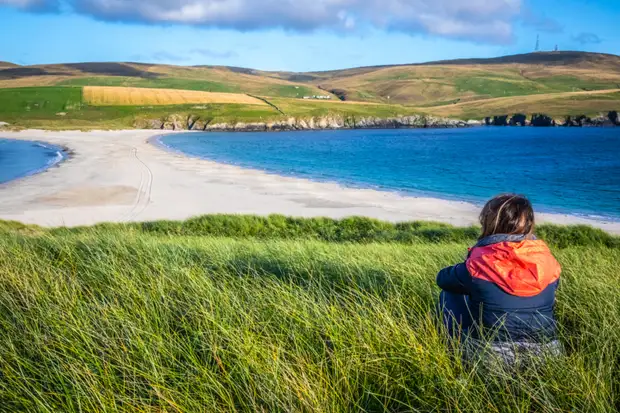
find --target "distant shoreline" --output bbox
[153,129,620,226]
[0,129,619,234]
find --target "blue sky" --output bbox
[0,0,618,72]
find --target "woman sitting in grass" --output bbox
[437,194,563,365]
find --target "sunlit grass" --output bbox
[1,217,619,411]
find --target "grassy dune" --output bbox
[1,216,620,411]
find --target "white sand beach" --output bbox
[1,129,619,233]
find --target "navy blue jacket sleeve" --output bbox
[436,263,472,295]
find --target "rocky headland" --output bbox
[132,111,620,132]
[133,114,471,132]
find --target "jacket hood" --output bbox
[466,237,561,297]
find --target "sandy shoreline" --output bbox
[0,129,619,234]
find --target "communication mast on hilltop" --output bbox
[535,35,540,52]
[554,44,559,52]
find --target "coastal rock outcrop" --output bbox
[509,114,528,126]
[134,111,620,132]
[492,115,509,126]
[161,114,186,131]
[561,113,619,127]
[191,119,207,130]
[135,114,469,132]
[475,111,620,127]
[589,114,614,126]
[531,114,555,127]
[564,115,589,127]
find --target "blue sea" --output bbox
[159,127,620,220]
[0,138,66,185]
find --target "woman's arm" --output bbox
[436,263,472,295]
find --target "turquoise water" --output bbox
[0,138,66,184]
[160,127,618,220]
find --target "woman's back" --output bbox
[464,234,561,341]
[437,194,563,365]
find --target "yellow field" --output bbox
[83,86,268,106]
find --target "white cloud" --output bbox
[2,0,526,44]
[0,0,56,8]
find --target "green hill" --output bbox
[0,61,19,69]
[307,51,620,105]
[1,52,620,127]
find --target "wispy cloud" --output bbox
[1,0,524,44]
[190,48,237,59]
[129,48,238,64]
[572,32,603,45]
[150,51,187,62]
[0,0,58,11]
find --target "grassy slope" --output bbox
[1,216,619,411]
[1,52,620,126]
[0,62,329,99]
[0,87,421,130]
[310,52,620,102]
[0,62,19,69]
[0,87,279,129]
[425,90,620,119]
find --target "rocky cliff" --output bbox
[133,110,620,132]
[134,114,470,132]
[484,111,620,127]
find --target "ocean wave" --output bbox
[46,150,65,168]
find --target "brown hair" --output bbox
[479,194,535,239]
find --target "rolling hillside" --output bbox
[0,62,330,99]
[307,52,620,105]
[0,51,619,128]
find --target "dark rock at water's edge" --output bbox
[492,115,509,126]
[483,111,620,127]
[134,114,470,132]
[133,110,620,132]
[531,114,555,127]
[485,114,529,126]
[509,114,528,126]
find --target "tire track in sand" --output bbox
[122,147,153,222]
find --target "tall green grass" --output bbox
[1,218,619,411]
[40,215,620,249]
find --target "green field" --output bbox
[58,76,242,93]
[1,216,620,411]
[0,87,287,129]
[0,87,420,130]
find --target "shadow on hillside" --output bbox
[0,67,68,80]
[64,63,159,78]
[418,51,620,67]
[0,62,160,80]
